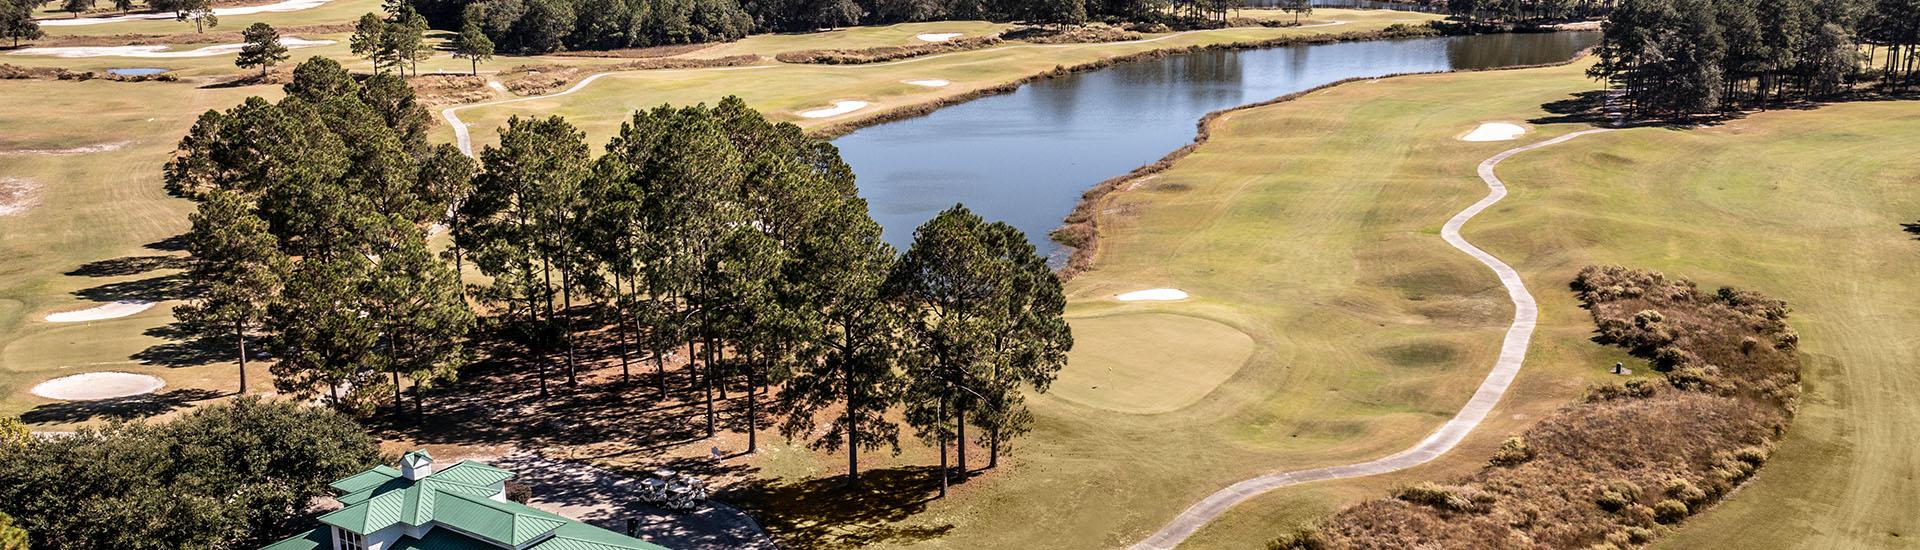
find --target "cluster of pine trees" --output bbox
[165,57,477,416]
[165,57,1073,487]
[1444,0,1618,27]
[1589,0,1920,115]
[451,98,1071,486]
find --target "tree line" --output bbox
[413,0,1242,54]
[166,57,1072,488]
[1589,0,1920,115]
[1445,0,1618,28]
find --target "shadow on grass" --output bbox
[65,255,190,278]
[20,387,224,425]
[133,319,253,367]
[729,467,954,548]
[1902,222,1920,240]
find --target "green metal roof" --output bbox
[259,527,328,550]
[291,453,666,550]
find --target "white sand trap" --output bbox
[10,37,332,58]
[2,141,130,155]
[904,79,950,87]
[1460,122,1527,142]
[799,100,868,118]
[1116,288,1189,301]
[487,80,507,92]
[0,177,36,217]
[916,33,963,42]
[41,0,332,25]
[31,372,165,401]
[44,301,154,322]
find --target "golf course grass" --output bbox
[5,5,1917,548]
[1060,60,1918,549]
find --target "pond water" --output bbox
[107,67,169,76]
[833,31,1599,255]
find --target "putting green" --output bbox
[1053,313,1254,414]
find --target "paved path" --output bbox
[488,451,778,550]
[1126,128,1615,550]
[437,19,1377,157]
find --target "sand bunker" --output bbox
[44,301,154,322]
[1461,122,1527,142]
[0,177,35,217]
[30,372,166,400]
[799,100,868,118]
[487,80,507,92]
[2,141,130,155]
[916,33,963,42]
[904,79,950,87]
[42,0,332,25]
[1116,288,1189,301]
[10,37,332,58]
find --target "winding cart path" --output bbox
[1127,128,1615,550]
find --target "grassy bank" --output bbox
[1062,60,1919,548]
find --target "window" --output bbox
[336,528,366,550]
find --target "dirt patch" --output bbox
[410,74,490,107]
[30,372,166,401]
[549,43,715,59]
[0,177,37,216]
[1003,24,1145,44]
[774,35,1002,65]
[497,55,760,96]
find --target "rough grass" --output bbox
[773,35,1004,65]
[1288,266,1801,549]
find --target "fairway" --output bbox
[1064,61,1920,549]
[1053,312,1254,414]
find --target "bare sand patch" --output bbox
[10,37,332,58]
[1,141,131,155]
[904,79,950,87]
[41,0,331,25]
[30,371,166,400]
[44,301,154,322]
[1115,288,1189,301]
[916,33,963,42]
[798,100,868,118]
[0,177,36,217]
[1460,122,1526,142]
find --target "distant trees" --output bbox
[0,0,44,47]
[1589,0,1894,116]
[1447,0,1617,28]
[352,2,431,75]
[173,0,217,32]
[0,398,379,549]
[60,0,92,19]
[1280,0,1309,23]
[163,57,473,416]
[235,22,291,77]
[453,21,496,75]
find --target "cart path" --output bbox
[1126,128,1615,550]
[437,19,1381,157]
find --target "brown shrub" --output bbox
[774,35,1002,64]
[1300,266,1802,549]
[497,55,761,95]
[1002,24,1144,44]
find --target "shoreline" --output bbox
[1051,46,1599,280]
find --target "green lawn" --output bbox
[1056,61,1920,549]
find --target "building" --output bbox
[262,450,668,550]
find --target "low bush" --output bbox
[774,36,1003,64]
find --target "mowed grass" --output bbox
[30,0,384,36]
[444,8,1441,148]
[1057,61,1920,548]
[1052,312,1254,414]
[0,78,281,422]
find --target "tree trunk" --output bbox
[471,58,478,76]
[562,269,577,387]
[956,399,969,479]
[614,271,631,385]
[235,319,248,395]
[937,396,949,499]
[846,358,859,485]
[746,351,758,454]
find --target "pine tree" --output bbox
[235,23,290,78]
[176,190,289,395]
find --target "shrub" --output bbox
[505,480,533,503]
[1653,499,1690,524]
[1488,436,1535,466]
[1595,481,1642,512]
[1395,482,1494,513]
[1264,527,1326,550]
[1663,477,1707,505]
[1586,379,1659,402]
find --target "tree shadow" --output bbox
[19,387,225,425]
[65,255,190,278]
[132,319,246,367]
[1529,89,1747,129]
[728,467,954,548]
[1902,222,1920,240]
[146,233,190,252]
[73,272,196,303]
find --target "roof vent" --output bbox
[400,450,434,480]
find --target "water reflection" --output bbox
[834,32,1599,253]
